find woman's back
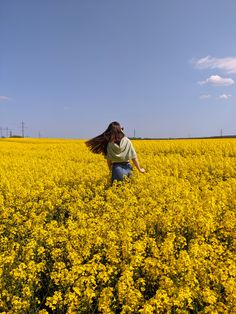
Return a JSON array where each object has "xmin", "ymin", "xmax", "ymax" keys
[{"xmin": 106, "ymin": 136, "xmax": 137, "ymax": 163}]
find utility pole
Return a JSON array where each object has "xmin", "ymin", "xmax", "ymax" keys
[
  {"xmin": 21, "ymin": 121, "xmax": 25, "ymax": 138},
  {"xmin": 6, "ymin": 127, "xmax": 9, "ymax": 138},
  {"xmin": 220, "ymin": 129, "xmax": 223, "ymax": 137},
  {"xmin": 134, "ymin": 128, "xmax": 136, "ymax": 139},
  {"xmin": 0, "ymin": 127, "xmax": 2, "ymax": 138}
]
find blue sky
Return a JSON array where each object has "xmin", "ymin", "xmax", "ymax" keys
[{"xmin": 1, "ymin": 0, "xmax": 236, "ymax": 138}]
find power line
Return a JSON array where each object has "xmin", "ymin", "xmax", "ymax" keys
[
  {"xmin": 21, "ymin": 121, "xmax": 26, "ymax": 138},
  {"xmin": 0, "ymin": 122, "xmax": 28, "ymax": 138},
  {"xmin": 0, "ymin": 127, "xmax": 13, "ymax": 137}
]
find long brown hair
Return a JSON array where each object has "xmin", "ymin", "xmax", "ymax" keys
[{"xmin": 85, "ymin": 121, "xmax": 124, "ymax": 155}]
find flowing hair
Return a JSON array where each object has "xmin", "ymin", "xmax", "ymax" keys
[{"xmin": 85, "ymin": 121, "xmax": 124, "ymax": 155}]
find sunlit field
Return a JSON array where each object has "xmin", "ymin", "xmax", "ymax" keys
[{"xmin": 0, "ymin": 138, "xmax": 236, "ymax": 313}]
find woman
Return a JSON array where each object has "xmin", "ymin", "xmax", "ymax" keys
[{"xmin": 85, "ymin": 121, "xmax": 145, "ymax": 182}]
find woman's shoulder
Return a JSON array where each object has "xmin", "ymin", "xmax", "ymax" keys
[
  {"xmin": 124, "ymin": 136, "xmax": 133, "ymax": 144},
  {"xmin": 119, "ymin": 136, "xmax": 130, "ymax": 145},
  {"xmin": 122, "ymin": 135, "xmax": 130, "ymax": 141}
]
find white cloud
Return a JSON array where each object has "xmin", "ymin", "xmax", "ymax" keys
[
  {"xmin": 200, "ymin": 94, "xmax": 211, "ymax": 99},
  {"xmin": 198, "ymin": 75, "xmax": 234, "ymax": 86},
  {"xmin": 193, "ymin": 56, "xmax": 236, "ymax": 74},
  {"xmin": 218, "ymin": 94, "xmax": 232, "ymax": 100},
  {"xmin": 0, "ymin": 96, "xmax": 11, "ymax": 102}
]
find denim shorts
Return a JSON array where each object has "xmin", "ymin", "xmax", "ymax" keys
[{"xmin": 111, "ymin": 162, "xmax": 132, "ymax": 182}]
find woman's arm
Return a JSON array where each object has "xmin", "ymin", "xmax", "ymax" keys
[{"xmin": 132, "ymin": 158, "xmax": 145, "ymax": 173}]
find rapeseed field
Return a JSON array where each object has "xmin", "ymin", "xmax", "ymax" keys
[{"xmin": 0, "ymin": 138, "xmax": 236, "ymax": 313}]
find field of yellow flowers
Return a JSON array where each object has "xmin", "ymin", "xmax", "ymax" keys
[{"xmin": 0, "ymin": 138, "xmax": 236, "ymax": 313}]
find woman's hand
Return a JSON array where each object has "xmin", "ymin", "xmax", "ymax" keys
[{"xmin": 132, "ymin": 158, "xmax": 145, "ymax": 174}]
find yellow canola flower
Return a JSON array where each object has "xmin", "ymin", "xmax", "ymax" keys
[{"xmin": 0, "ymin": 138, "xmax": 236, "ymax": 313}]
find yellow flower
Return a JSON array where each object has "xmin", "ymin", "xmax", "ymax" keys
[{"xmin": 0, "ymin": 138, "xmax": 236, "ymax": 312}]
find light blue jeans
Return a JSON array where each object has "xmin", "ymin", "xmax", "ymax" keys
[{"xmin": 111, "ymin": 162, "xmax": 132, "ymax": 182}]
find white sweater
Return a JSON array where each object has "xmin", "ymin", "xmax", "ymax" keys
[{"xmin": 106, "ymin": 136, "xmax": 137, "ymax": 163}]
